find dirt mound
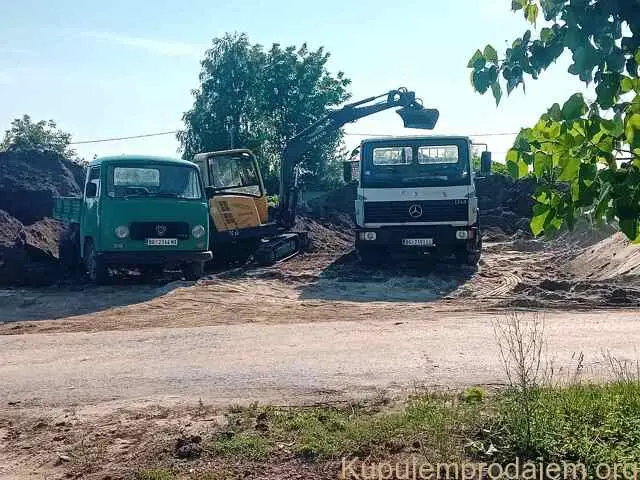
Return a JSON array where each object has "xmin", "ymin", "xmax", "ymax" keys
[
  {"xmin": 0, "ymin": 149, "xmax": 84, "ymax": 225},
  {"xmin": 294, "ymin": 215, "xmax": 353, "ymax": 253},
  {"xmin": 0, "ymin": 210, "xmax": 64, "ymax": 286},
  {"xmin": 568, "ymin": 232, "xmax": 640, "ymax": 281},
  {"xmin": 496, "ymin": 231, "xmax": 640, "ymax": 309},
  {"xmin": 475, "ymin": 175, "xmax": 536, "ymax": 235}
]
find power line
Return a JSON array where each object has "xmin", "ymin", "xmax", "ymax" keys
[
  {"xmin": 69, "ymin": 129, "xmax": 520, "ymax": 145},
  {"xmin": 70, "ymin": 130, "xmax": 179, "ymax": 145}
]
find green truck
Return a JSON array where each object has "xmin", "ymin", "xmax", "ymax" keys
[{"xmin": 53, "ymin": 155, "xmax": 213, "ymax": 283}]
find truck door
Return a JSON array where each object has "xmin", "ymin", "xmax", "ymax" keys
[{"xmin": 81, "ymin": 166, "xmax": 101, "ymax": 256}]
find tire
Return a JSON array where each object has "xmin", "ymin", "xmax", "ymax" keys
[
  {"xmin": 455, "ymin": 236, "xmax": 482, "ymax": 267},
  {"xmin": 84, "ymin": 240, "xmax": 109, "ymax": 284},
  {"xmin": 183, "ymin": 261, "xmax": 204, "ymax": 281},
  {"xmin": 59, "ymin": 225, "xmax": 80, "ymax": 271}
]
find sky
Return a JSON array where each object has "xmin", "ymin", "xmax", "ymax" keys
[{"xmin": 0, "ymin": 0, "xmax": 589, "ymax": 162}]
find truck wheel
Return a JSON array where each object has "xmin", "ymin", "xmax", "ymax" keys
[
  {"xmin": 183, "ymin": 261, "xmax": 204, "ymax": 281},
  {"xmin": 59, "ymin": 225, "xmax": 80, "ymax": 271},
  {"xmin": 84, "ymin": 240, "xmax": 109, "ymax": 284},
  {"xmin": 455, "ymin": 237, "xmax": 482, "ymax": 267},
  {"xmin": 456, "ymin": 250, "xmax": 481, "ymax": 266}
]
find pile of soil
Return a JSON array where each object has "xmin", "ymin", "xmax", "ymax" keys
[
  {"xmin": 0, "ymin": 210, "xmax": 64, "ymax": 286},
  {"xmin": 567, "ymin": 232, "xmax": 640, "ymax": 280},
  {"xmin": 294, "ymin": 214, "xmax": 353, "ymax": 253},
  {"xmin": 501, "ymin": 231, "xmax": 640, "ymax": 309},
  {"xmin": 0, "ymin": 149, "xmax": 85, "ymax": 286},
  {"xmin": 475, "ymin": 175, "xmax": 537, "ymax": 236},
  {"xmin": 0, "ymin": 149, "xmax": 84, "ymax": 225}
]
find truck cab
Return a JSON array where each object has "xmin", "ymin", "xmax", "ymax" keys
[
  {"xmin": 54, "ymin": 155, "xmax": 213, "ymax": 282},
  {"xmin": 348, "ymin": 136, "xmax": 491, "ymax": 265}
]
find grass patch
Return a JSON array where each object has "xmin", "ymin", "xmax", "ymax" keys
[
  {"xmin": 208, "ymin": 393, "xmax": 485, "ymax": 462},
  {"xmin": 209, "ymin": 431, "xmax": 270, "ymax": 460},
  {"xmin": 206, "ymin": 382, "xmax": 640, "ymax": 468},
  {"xmin": 489, "ymin": 381, "xmax": 640, "ymax": 465}
]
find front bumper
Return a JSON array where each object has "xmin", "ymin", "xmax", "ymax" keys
[
  {"xmin": 97, "ymin": 250, "xmax": 213, "ymax": 265},
  {"xmin": 355, "ymin": 225, "xmax": 478, "ymax": 253}
]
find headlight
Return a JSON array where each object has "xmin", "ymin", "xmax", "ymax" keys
[
  {"xmin": 456, "ymin": 230, "xmax": 469, "ymax": 240},
  {"xmin": 358, "ymin": 231, "xmax": 377, "ymax": 241},
  {"xmin": 115, "ymin": 225, "xmax": 129, "ymax": 239},
  {"xmin": 192, "ymin": 224, "xmax": 206, "ymax": 239}
]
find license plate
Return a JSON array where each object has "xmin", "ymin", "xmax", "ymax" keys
[
  {"xmin": 402, "ymin": 238, "xmax": 434, "ymax": 247},
  {"xmin": 146, "ymin": 238, "xmax": 178, "ymax": 246}
]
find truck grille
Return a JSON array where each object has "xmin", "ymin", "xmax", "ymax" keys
[
  {"xmin": 364, "ymin": 200, "xmax": 468, "ymax": 223},
  {"xmin": 129, "ymin": 222, "xmax": 190, "ymax": 240}
]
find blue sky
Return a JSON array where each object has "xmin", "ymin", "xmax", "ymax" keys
[{"xmin": 0, "ymin": 0, "xmax": 588, "ymax": 162}]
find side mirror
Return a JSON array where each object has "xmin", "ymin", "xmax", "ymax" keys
[
  {"xmin": 343, "ymin": 161, "xmax": 353, "ymax": 183},
  {"xmin": 85, "ymin": 182, "xmax": 97, "ymax": 198},
  {"xmin": 205, "ymin": 186, "xmax": 216, "ymax": 198},
  {"xmin": 480, "ymin": 151, "xmax": 492, "ymax": 175}
]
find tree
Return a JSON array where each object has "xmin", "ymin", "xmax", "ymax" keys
[
  {"xmin": 469, "ymin": 0, "xmax": 640, "ymax": 240},
  {"xmin": 1, "ymin": 115, "xmax": 76, "ymax": 160},
  {"xmin": 472, "ymin": 155, "xmax": 510, "ymax": 175},
  {"xmin": 178, "ymin": 33, "xmax": 351, "ymax": 192}
]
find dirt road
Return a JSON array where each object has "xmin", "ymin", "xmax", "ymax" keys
[{"xmin": 2, "ymin": 310, "xmax": 639, "ymax": 410}]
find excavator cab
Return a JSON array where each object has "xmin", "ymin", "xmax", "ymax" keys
[{"xmin": 192, "ymin": 149, "xmax": 272, "ymax": 243}]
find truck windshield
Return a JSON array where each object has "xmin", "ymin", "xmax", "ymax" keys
[
  {"xmin": 362, "ymin": 141, "xmax": 470, "ymax": 188},
  {"xmin": 106, "ymin": 165, "xmax": 203, "ymax": 199},
  {"xmin": 207, "ymin": 153, "xmax": 261, "ymax": 197}
]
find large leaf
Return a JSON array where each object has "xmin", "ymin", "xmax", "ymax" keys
[
  {"xmin": 625, "ymin": 113, "xmax": 640, "ymax": 148},
  {"xmin": 530, "ymin": 203, "xmax": 551, "ymax": 236},
  {"xmin": 491, "ymin": 82, "xmax": 503, "ymax": 106},
  {"xmin": 619, "ymin": 218, "xmax": 639, "ymax": 242},
  {"xmin": 558, "ymin": 156, "xmax": 580, "ymax": 181},
  {"xmin": 483, "ymin": 45, "xmax": 498, "ymax": 64},
  {"xmin": 561, "ymin": 93, "xmax": 587, "ymax": 121},
  {"xmin": 467, "ymin": 49, "xmax": 485, "ymax": 69}
]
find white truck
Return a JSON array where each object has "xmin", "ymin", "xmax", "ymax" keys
[{"xmin": 345, "ymin": 136, "xmax": 491, "ymax": 266}]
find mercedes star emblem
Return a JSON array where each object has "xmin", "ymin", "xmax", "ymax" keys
[
  {"xmin": 408, "ymin": 204, "xmax": 423, "ymax": 218},
  {"xmin": 155, "ymin": 224, "xmax": 168, "ymax": 236}
]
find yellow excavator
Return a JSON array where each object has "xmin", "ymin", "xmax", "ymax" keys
[{"xmin": 192, "ymin": 87, "xmax": 439, "ymax": 264}]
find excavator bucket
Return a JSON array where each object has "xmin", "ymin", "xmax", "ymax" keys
[{"xmin": 397, "ymin": 105, "xmax": 439, "ymax": 130}]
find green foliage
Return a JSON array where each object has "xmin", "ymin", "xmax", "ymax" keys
[
  {"xmin": 489, "ymin": 382, "xmax": 640, "ymax": 465},
  {"xmin": 469, "ymin": 0, "xmax": 640, "ymax": 240},
  {"xmin": 209, "ymin": 431, "xmax": 269, "ymax": 460},
  {"xmin": 207, "ymin": 396, "xmax": 479, "ymax": 461},
  {"xmin": 179, "ymin": 33, "xmax": 351, "ymax": 192},
  {"xmin": 472, "ymin": 155, "xmax": 510, "ymax": 175},
  {"xmin": 1, "ymin": 114, "xmax": 76, "ymax": 160}
]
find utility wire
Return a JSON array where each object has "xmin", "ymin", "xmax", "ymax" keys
[
  {"xmin": 70, "ymin": 130, "xmax": 180, "ymax": 145},
  {"xmin": 69, "ymin": 129, "xmax": 520, "ymax": 145}
]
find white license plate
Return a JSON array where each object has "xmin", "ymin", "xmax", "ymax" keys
[
  {"xmin": 146, "ymin": 238, "xmax": 178, "ymax": 246},
  {"xmin": 402, "ymin": 238, "xmax": 434, "ymax": 247}
]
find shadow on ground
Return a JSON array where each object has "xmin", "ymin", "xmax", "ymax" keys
[
  {"xmin": 0, "ymin": 273, "xmax": 190, "ymax": 323},
  {"xmin": 298, "ymin": 251, "xmax": 476, "ymax": 302}
]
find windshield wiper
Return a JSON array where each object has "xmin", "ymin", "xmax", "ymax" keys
[{"xmin": 155, "ymin": 191, "xmax": 179, "ymax": 198}]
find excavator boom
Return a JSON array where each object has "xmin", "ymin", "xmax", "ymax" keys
[{"xmin": 278, "ymin": 88, "xmax": 439, "ymax": 228}]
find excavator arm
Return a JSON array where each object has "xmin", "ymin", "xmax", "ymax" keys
[{"xmin": 278, "ymin": 88, "xmax": 439, "ymax": 228}]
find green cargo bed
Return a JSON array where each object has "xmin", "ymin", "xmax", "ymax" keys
[{"xmin": 53, "ymin": 196, "xmax": 82, "ymax": 223}]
